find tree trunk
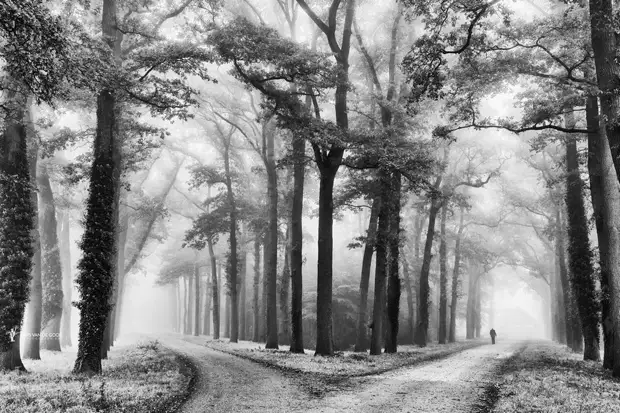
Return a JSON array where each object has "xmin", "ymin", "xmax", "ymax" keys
[
  {"xmin": 224, "ymin": 142, "xmax": 239, "ymax": 343},
  {"xmin": 589, "ymin": 0, "xmax": 620, "ymax": 180},
  {"xmin": 261, "ymin": 232, "xmax": 268, "ymax": 342},
  {"xmin": 169, "ymin": 284, "xmax": 178, "ymax": 333},
  {"xmin": 183, "ymin": 276, "xmax": 189, "ymax": 335},
  {"xmin": 208, "ymin": 240, "xmax": 219, "ymax": 339},
  {"xmin": 586, "ymin": 95, "xmax": 613, "ymax": 368},
  {"xmin": 438, "ymin": 204, "xmax": 448, "ymax": 344},
  {"xmin": 466, "ymin": 271, "xmax": 478, "ymax": 339},
  {"xmin": 194, "ymin": 262, "xmax": 200, "ymax": 337},
  {"xmin": 370, "ymin": 172, "xmax": 390, "ymax": 355},
  {"xmin": 565, "ymin": 125, "xmax": 600, "ymax": 361},
  {"xmin": 265, "ymin": 120, "xmax": 278, "ymax": 349},
  {"xmin": 253, "ymin": 237, "xmax": 261, "ymax": 342},
  {"xmin": 556, "ymin": 207, "xmax": 574, "ymax": 347},
  {"xmin": 59, "ymin": 211, "xmax": 72, "ymax": 347},
  {"xmin": 414, "ymin": 199, "xmax": 441, "ymax": 346},
  {"xmin": 38, "ymin": 162, "xmax": 64, "ymax": 351},
  {"xmin": 239, "ymin": 249, "xmax": 247, "ymax": 340},
  {"xmin": 314, "ymin": 166, "xmax": 341, "ymax": 356},
  {"xmin": 279, "ymin": 226, "xmax": 291, "ymax": 345},
  {"xmin": 290, "ymin": 128, "xmax": 305, "ymax": 353},
  {"xmin": 385, "ymin": 172, "xmax": 402, "ymax": 353},
  {"xmin": 449, "ymin": 205, "xmax": 465, "ymax": 343},
  {"xmin": 354, "ymin": 194, "xmax": 380, "ymax": 352},
  {"xmin": 553, "ymin": 247, "xmax": 567, "ymax": 344},
  {"xmin": 23, "ymin": 118, "xmax": 42, "ymax": 360},
  {"xmin": 72, "ymin": 0, "xmax": 121, "ymax": 374},
  {"xmin": 0, "ymin": 82, "xmax": 34, "ymax": 371},
  {"xmin": 401, "ymin": 254, "xmax": 415, "ymax": 344},
  {"xmin": 586, "ymin": 91, "xmax": 620, "ymax": 376},
  {"xmin": 112, "ymin": 212, "xmax": 128, "ymax": 343}
]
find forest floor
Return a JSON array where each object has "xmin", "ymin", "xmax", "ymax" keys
[
  {"xmin": 0, "ymin": 339, "xmax": 191, "ymax": 413},
  {"xmin": 160, "ymin": 334, "xmax": 523, "ymax": 412},
  {"xmin": 491, "ymin": 341, "xmax": 620, "ymax": 413}
]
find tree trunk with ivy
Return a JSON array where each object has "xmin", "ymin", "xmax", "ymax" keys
[
  {"xmin": 38, "ymin": 162, "xmax": 64, "ymax": 351},
  {"xmin": 0, "ymin": 82, "xmax": 34, "ymax": 371}
]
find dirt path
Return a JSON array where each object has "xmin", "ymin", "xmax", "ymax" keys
[
  {"xmin": 306, "ymin": 340, "xmax": 522, "ymax": 413},
  {"xmin": 160, "ymin": 335, "xmax": 311, "ymax": 413},
  {"xmin": 161, "ymin": 335, "xmax": 522, "ymax": 413}
]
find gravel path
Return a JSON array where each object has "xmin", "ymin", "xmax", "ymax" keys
[
  {"xmin": 161, "ymin": 335, "xmax": 522, "ymax": 413},
  {"xmin": 305, "ymin": 340, "xmax": 522, "ymax": 413},
  {"xmin": 160, "ymin": 335, "xmax": 311, "ymax": 413}
]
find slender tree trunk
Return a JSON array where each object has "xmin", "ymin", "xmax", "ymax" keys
[
  {"xmin": 354, "ymin": 195, "xmax": 380, "ymax": 352},
  {"xmin": 449, "ymin": 205, "xmax": 465, "ymax": 343},
  {"xmin": 261, "ymin": 232, "xmax": 268, "ymax": 342},
  {"xmin": 38, "ymin": 162, "xmax": 63, "ymax": 351},
  {"xmin": 279, "ymin": 227, "xmax": 291, "ymax": 345},
  {"xmin": 169, "ymin": 284, "xmax": 177, "ymax": 333},
  {"xmin": 385, "ymin": 172, "xmax": 401, "ymax": 353},
  {"xmin": 183, "ymin": 276, "xmax": 189, "ymax": 335},
  {"xmin": 554, "ymin": 248, "xmax": 567, "ymax": 345},
  {"xmin": 370, "ymin": 172, "xmax": 390, "ymax": 355},
  {"xmin": 565, "ymin": 126, "xmax": 600, "ymax": 361},
  {"xmin": 23, "ymin": 123, "xmax": 42, "ymax": 360},
  {"xmin": 556, "ymin": 207, "xmax": 574, "ymax": 347},
  {"xmin": 239, "ymin": 249, "xmax": 247, "ymax": 340},
  {"xmin": 176, "ymin": 281, "xmax": 181, "ymax": 333},
  {"xmin": 208, "ymin": 241, "xmax": 219, "ymax": 340},
  {"xmin": 223, "ymin": 143, "xmax": 239, "ymax": 343},
  {"xmin": 59, "ymin": 212, "xmax": 72, "ymax": 347},
  {"xmin": 204, "ymin": 279, "xmax": 211, "ymax": 335},
  {"xmin": 253, "ymin": 238, "xmax": 262, "ymax": 342},
  {"xmin": 438, "ymin": 204, "xmax": 448, "ymax": 344},
  {"xmin": 0, "ymin": 82, "xmax": 34, "ymax": 371},
  {"xmin": 194, "ymin": 262, "xmax": 200, "ymax": 337},
  {"xmin": 414, "ymin": 199, "xmax": 441, "ymax": 346},
  {"xmin": 401, "ymin": 254, "xmax": 415, "ymax": 344}
]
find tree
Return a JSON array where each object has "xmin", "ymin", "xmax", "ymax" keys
[
  {"xmin": 0, "ymin": 84, "xmax": 34, "ymax": 371},
  {"xmin": 38, "ymin": 162, "xmax": 64, "ymax": 351}
]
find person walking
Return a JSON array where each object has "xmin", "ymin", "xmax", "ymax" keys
[{"xmin": 490, "ymin": 328, "xmax": 497, "ymax": 344}]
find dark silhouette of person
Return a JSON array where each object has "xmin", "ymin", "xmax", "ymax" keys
[{"xmin": 490, "ymin": 328, "xmax": 497, "ymax": 344}]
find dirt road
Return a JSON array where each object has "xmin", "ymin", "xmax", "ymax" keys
[{"xmin": 160, "ymin": 335, "xmax": 522, "ymax": 413}]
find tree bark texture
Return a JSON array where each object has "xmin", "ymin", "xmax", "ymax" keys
[
  {"xmin": 252, "ymin": 237, "xmax": 261, "ymax": 342},
  {"xmin": 0, "ymin": 82, "xmax": 34, "ymax": 371},
  {"xmin": 565, "ymin": 126, "xmax": 600, "ymax": 361},
  {"xmin": 385, "ymin": 172, "xmax": 402, "ymax": 353},
  {"xmin": 354, "ymin": 194, "xmax": 379, "ymax": 352},
  {"xmin": 438, "ymin": 204, "xmax": 448, "ymax": 344}
]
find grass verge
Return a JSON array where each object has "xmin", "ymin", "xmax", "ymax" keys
[
  {"xmin": 0, "ymin": 340, "xmax": 193, "ymax": 413},
  {"xmin": 490, "ymin": 342, "xmax": 620, "ymax": 413}
]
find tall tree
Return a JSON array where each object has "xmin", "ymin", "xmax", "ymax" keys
[{"xmin": 38, "ymin": 162, "xmax": 64, "ymax": 351}]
